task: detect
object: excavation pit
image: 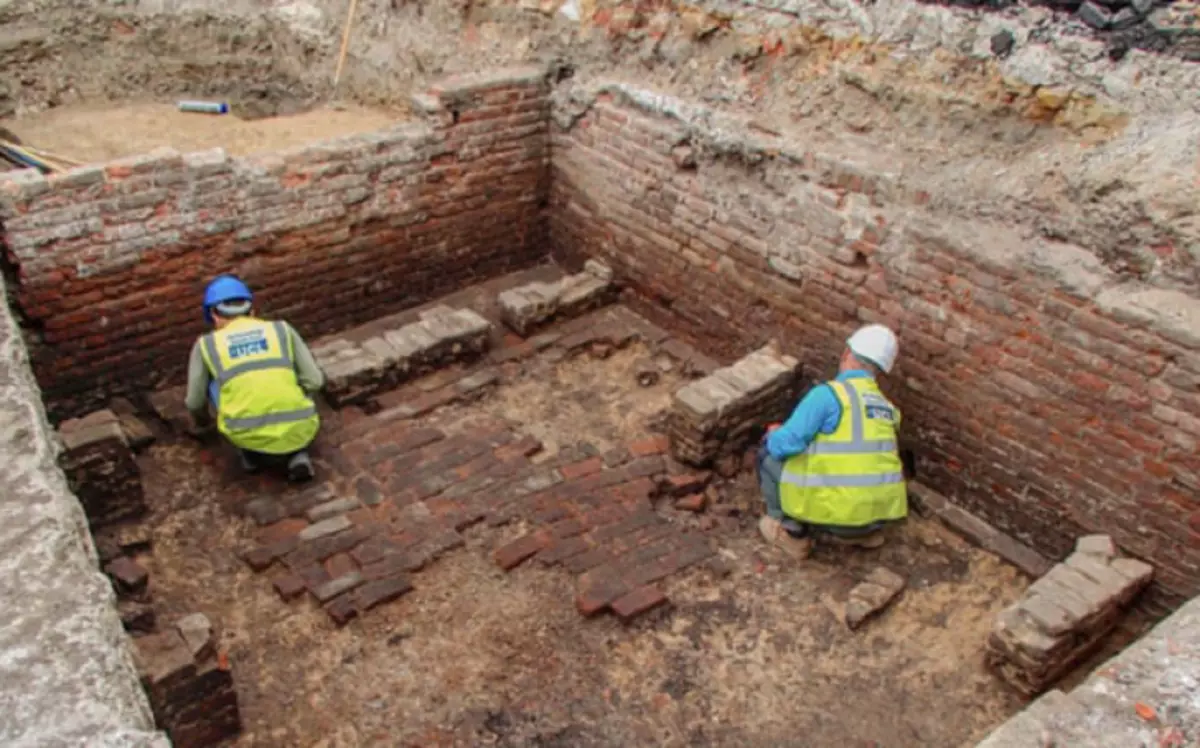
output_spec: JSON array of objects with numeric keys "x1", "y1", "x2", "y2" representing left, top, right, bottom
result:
[
  {"x1": 1, "y1": 26, "x2": 1199, "y2": 743},
  {"x1": 132, "y1": 288, "x2": 1032, "y2": 747}
]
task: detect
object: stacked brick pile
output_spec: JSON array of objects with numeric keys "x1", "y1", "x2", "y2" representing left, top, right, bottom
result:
[
  {"x1": 311, "y1": 305, "x2": 492, "y2": 406},
  {"x1": 497, "y1": 259, "x2": 615, "y2": 335},
  {"x1": 57, "y1": 409, "x2": 146, "y2": 528},
  {"x1": 987, "y1": 535, "x2": 1154, "y2": 695},
  {"x1": 667, "y1": 345, "x2": 801, "y2": 466},
  {"x1": 133, "y1": 613, "x2": 241, "y2": 747}
]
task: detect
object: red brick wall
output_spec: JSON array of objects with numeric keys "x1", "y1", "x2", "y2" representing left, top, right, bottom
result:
[
  {"x1": 0, "y1": 67, "x2": 551, "y2": 420},
  {"x1": 549, "y1": 87, "x2": 1200, "y2": 610}
]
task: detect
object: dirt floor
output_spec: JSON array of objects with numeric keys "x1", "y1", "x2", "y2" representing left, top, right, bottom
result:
[
  {"x1": 1, "y1": 102, "x2": 403, "y2": 163},
  {"x1": 134, "y1": 329, "x2": 1032, "y2": 747}
]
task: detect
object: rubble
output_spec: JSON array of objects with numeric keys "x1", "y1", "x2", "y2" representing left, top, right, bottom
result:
[
  {"x1": 497, "y1": 260, "x2": 615, "y2": 336},
  {"x1": 312, "y1": 305, "x2": 492, "y2": 406},
  {"x1": 986, "y1": 535, "x2": 1154, "y2": 696},
  {"x1": 667, "y1": 344, "x2": 801, "y2": 467},
  {"x1": 58, "y1": 410, "x2": 147, "y2": 528},
  {"x1": 133, "y1": 620, "x2": 241, "y2": 748}
]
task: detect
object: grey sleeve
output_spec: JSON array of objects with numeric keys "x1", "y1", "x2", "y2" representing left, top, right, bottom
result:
[
  {"x1": 286, "y1": 323, "x2": 325, "y2": 394},
  {"x1": 184, "y1": 340, "x2": 210, "y2": 415}
]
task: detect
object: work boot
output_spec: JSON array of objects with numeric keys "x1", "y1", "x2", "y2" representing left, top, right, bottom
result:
[
  {"x1": 238, "y1": 450, "x2": 260, "y2": 474},
  {"x1": 826, "y1": 531, "x2": 886, "y2": 549},
  {"x1": 287, "y1": 451, "x2": 315, "y2": 483},
  {"x1": 758, "y1": 516, "x2": 813, "y2": 559}
]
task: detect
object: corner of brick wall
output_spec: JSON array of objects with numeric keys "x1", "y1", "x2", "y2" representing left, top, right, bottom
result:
[
  {"x1": 546, "y1": 80, "x2": 1200, "y2": 612},
  {"x1": 0, "y1": 65, "x2": 553, "y2": 421}
]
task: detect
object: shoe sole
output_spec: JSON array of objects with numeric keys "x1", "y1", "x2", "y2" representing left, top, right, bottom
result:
[{"x1": 288, "y1": 465, "x2": 314, "y2": 483}]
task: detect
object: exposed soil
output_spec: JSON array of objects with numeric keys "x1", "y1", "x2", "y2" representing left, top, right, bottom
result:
[
  {"x1": 134, "y1": 336, "x2": 1029, "y2": 748},
  {"x1": 1, "y1": 102, "x2": 404, "y2": 162}
]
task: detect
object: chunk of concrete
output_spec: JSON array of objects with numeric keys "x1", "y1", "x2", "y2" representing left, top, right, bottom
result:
[{"x1": 844, "y1": 567, "x2": 906, "y2": 630}]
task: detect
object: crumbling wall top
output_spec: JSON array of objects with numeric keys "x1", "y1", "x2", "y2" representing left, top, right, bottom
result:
[{"x1": 0, "y1": 272, "x2": 167, "y2": 746}]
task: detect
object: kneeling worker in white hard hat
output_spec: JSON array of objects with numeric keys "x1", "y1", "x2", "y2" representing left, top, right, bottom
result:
[{"x1": 757, "y1": 324, "x2": 907, "y2": 558}]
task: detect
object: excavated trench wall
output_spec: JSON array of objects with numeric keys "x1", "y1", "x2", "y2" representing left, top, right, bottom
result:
[
  {"x1": 0, "y1": 68, "x2": 550, "y2": 420},
  {"x1": 549, "y1": 84, "x2": 1200, "y2": 611},
  {"x1": 0, "y1": 67, "x2": 1197, "y2": 617}
]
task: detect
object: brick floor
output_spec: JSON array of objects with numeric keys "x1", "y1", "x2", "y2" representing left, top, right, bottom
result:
[{"x1": 226, "y1": 302, "x2": 719, "y2": 626}]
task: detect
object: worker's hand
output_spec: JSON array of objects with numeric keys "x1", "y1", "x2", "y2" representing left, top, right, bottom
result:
[{"x1": 762, "y1": 422, "x2": 781, "y2": 442}]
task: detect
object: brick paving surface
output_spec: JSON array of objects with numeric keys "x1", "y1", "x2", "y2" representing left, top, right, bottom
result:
[{"x1": 225, "y1": 302, "x2": 718, "y2": 626}]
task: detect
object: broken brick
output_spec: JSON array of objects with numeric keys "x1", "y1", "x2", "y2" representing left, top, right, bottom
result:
[
  {"x1": 674, "y1": 494, "x2": 707, "y2": 513},
  {"x1": 663, "y1": 472, "x2": 710, "y2": 497},
  {"x1": 575, "y1": 567, "x2": 631, "y2": 617},
  {"x1": 105, "y1": 556, "x2": 149, "y2": 595},
  {"x1": 561, "y1": 457, "x2": 604, "y2": 479},
  {"x1": 629, "y1": 434, "x2": 670, "y2": 457},
  {"x1": 271, "y1": 573, "x2": 307, "y2": 601},
  {"x1": 493, "y1": 533, "x2": 548, "y2": 571},
  {"x1": 611, "y1": 585, "x2": 668, "y2": 622}
]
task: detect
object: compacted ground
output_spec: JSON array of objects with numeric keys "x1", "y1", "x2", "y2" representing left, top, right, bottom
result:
[
  {"x1": 2, "y1": 102, "x2": 403, "y2": 162},
  {"x1": 130, "y1": 291, "x2": 1030, "y2": 748}
]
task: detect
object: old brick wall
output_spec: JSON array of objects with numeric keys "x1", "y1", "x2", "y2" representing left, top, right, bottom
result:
[
  {"x1": 548, "y1": 84, "x2": 1200, "y2": 611},
  {"x1": 0, "y1": 67, "x2": 551, "y2": 420}
]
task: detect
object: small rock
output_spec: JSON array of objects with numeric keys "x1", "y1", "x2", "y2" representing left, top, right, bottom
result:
[
  {"x1": 105, "y1": 556, "x2": 149, "y2": 595},
  {"x1": 1078, "y1": 1, "x2": 1113, "y2": 29},
  {"x1": 1112, "y1": 7, "x2": 1140, "y2": 27},
  {"x1": 175, "y1": 613, "x2": 215, "y2": 660},
  {"x1": 990, "y1": 29, "x2": 1015, "y2": 57},
  {"x1": 633, "y1": 358, "x2": 661, "y2": 387},
  {"x1": 844, "y1": 567, "x2": 906, "y2": 630}
]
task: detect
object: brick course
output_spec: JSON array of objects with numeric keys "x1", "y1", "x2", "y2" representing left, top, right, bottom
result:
[
  {"x1": 548, "y1": 83, "x2": 1200, "y2": 610},
  {"x1": 0, "y1": 67, "x2": 551, "y2": 420}
]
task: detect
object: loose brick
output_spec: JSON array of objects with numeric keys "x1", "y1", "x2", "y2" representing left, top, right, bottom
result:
[
  {"x1": 298, "y1": 515, "x2": 353, "y2": 542},
  {"x1": 560, "y1": 457, "x2": 604, "y2": 479},
  {"x1": 575, "y1": 567, "x2": 631, "y2": 617},
  {"x1": 325, "y1": 595, "x2": 359, "y2": 626},
  {"x1": 312, "y1": 571, "x2": 364, "y2": 603},
  {"x1": 258, "y1": 518, "x2": 309, "y2": 546},
  {"x1": 307, "y1": 497, "x2": 360, "y2": 523},
  {"x1": 674, "y1": 494, "x2": 707, "y2": 513},
  {"x1": 271, "y1": 573, "x2": 307, "y2": 601},
  {"x1": 536, "y1": 536, "x2": 591, "y2": 566},
  {"x1": 355, "y1": 575, "x2": 414, "y2": 612},
  {"x1": 493, "y1": 533, "x2": 548, "y2": 571},
  {"x1": 324, "y1": 553, "x2": 358, "y2": 579},
  {"x1": 105, "y1": 557, "x2": 149, "y2": 595},
  {"x1": 611, "y1": 585, "x2": 668, "y2": 622},
  {"x1": 355, "y1": 475, "x2": 384, "y2": 506},
  {"x1": 628, "y1": 434, "x2": 670, "y2": 457},
  {"x1": 245, "y1": 498, "x2": 287, "y2": 526}
]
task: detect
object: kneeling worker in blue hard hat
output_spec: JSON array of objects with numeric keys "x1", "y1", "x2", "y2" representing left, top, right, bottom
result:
[
  {"x1": 185, "y1": 275, "x2": 326, "y2": 482},
  {"x1": 756, "y1": 324, "x2": 907, "y2": 559}
]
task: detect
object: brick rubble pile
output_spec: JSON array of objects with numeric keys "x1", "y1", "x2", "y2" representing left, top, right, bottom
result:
[
  {"x1": 667, "y1": 345, "x2": 801, "y2": 466},
  {"x1": 497, "y1": 259, "x2": 614, "y2": 335},
  {"x1": 312, "y1": 305, "x2": 492, "y2": 406},
  {"x1": 57, "y1": 409, "x2": 146, "y2": 528},
  {"x1": 987, "y1": 534, "x2": 1154, "y2": 695}
]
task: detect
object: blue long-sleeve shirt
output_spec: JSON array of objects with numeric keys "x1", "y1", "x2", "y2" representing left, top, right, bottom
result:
[{"x1": 765, "y1": 370, "x2": 873, "y2": 460}]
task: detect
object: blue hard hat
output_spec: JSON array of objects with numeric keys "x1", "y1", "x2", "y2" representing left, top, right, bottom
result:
[{"x1": 203, "y1": 274, "x2": 253, "y2": 324}]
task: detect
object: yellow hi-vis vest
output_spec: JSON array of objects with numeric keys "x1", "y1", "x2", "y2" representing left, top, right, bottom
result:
[
  {"x1": 780, "y1": 378, "x2": 907, "y2": 527},
  {"x1": 198, "y1": 316, "x2": 320, "y2": 455}
]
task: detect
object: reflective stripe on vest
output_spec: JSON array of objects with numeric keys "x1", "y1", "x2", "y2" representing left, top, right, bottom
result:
[
  {"x1": 201, "y1": 321, "x2": 292, "y2": 386},
  {"x1": 783, "y1": 381, "x2": 901, "y2": 482},
  {"x1": 223, "y1": 405, "x2": 318, "y2": 431}
]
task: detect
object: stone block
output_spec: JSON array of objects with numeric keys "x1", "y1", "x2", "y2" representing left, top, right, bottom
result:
[
  {"x1": 108, "y1": 397, "x2": 156, "y2": 451},
  {"x1": 314, "y1": 305, "x2": 492, "y2": 406},
  {"x1": 666, "y1": 344, "x2": 801, "y2": 467},
  {"x1": 134, "y1": 623, "x2": 241, "y2": 748},
  {"x1": 498, "y1": 262, "x2": 614, "y2": 336},
  {"x1": 987, "y1": 539, "x2": 1153, "y2": 695},
  {"x1": 58, "y1": 410, "x2": 147, "y2": 528}
]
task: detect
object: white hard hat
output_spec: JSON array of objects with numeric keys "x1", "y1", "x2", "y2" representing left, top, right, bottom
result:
[{"x1": 847, "y1": 324, "x2": 899, "y2": 373}]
